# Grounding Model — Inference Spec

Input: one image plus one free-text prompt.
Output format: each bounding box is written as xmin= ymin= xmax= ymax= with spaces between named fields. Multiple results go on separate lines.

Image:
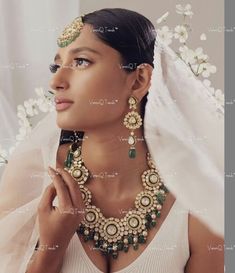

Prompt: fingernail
xmin=47 ymin=166 xmax=54 ymax=176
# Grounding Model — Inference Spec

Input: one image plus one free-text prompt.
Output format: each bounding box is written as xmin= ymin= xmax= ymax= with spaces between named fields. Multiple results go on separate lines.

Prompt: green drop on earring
xmin=129 ymin=147 xmax=136 ymax=159
xmin=64 ymin=151 xmax=73 ymax=168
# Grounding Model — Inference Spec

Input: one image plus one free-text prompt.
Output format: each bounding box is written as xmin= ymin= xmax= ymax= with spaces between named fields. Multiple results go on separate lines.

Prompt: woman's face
xmin=50 ymin=23 xmax=138 ymax=132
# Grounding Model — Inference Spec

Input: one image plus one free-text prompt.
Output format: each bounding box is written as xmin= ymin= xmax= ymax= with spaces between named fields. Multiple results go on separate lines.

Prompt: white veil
xmin=144 ymin=36 xmax=224 ymax=236
xmin=0 ymin=36 xmax=224 ymax=272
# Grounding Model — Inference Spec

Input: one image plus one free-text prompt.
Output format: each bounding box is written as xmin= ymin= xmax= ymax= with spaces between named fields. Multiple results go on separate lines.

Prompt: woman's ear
xmin=131 ymin=63 xmax=153 ymax=101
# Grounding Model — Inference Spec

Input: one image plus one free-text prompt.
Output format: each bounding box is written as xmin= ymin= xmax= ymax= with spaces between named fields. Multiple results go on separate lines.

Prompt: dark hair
xmin=60 ymin=8 xmax=156 ymax=145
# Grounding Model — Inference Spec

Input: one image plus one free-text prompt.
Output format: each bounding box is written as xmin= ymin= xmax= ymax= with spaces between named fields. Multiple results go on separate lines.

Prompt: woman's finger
xmin=56 ymin=167 xmax=85 ymax=214
xmin=47 ymin=166 xmax=73 ymax=211
xmin=38 ymin=183 xmax=57 ymax=212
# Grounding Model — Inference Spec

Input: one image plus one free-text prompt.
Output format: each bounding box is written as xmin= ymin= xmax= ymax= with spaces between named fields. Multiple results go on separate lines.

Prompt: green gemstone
xmin=107 ymin=245 xmax=113 ymax=254
xmin=68 ymin=152 xmax=73 ymax=161
xmin=156 ymin=211 xmax=161 ymax=218
xmin=133 ymin=243 xmax=139 ymax=250
xmin=145 ymin=214 xmax=152 ymax=221
xmin=161 ymin=184 xmax=169 ymax=193
xmin=89 ymin=230 xmax=95 ymax=239
xmin=145 ymin=222 xmax=151 ymax=229
xmin=84 ymin=235 xmax=89 ymax=242
xmin=138 ymin=235 xmax=146 ymax=243
xmin=123 ymin=245 xmax=129 ymax=252
xmin=129 ymin=148 xmax=136 ymax=159
xmin=117 ymin=241 xmax=124 ymax=251
xmin=150 ymin=220 xmax=157 ymax=227
xmin=112 ymin=252 xmax=118 ymax=259
xmin=128 ymin=235 xmax=134 ymax=244
xmin=156 ymin=193 xmax=165 ymax=205
xmin=78 ymin=225 xmax=85 ymax=234
xmin=65 ymin=152 xmax=73 ymax=168
xmin=97 ymin=239 xmax=104 ymax=249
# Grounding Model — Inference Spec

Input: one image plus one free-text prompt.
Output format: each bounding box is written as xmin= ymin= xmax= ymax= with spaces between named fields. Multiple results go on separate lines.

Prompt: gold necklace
xmin=63 ymin=141 xmax=169 ymax=259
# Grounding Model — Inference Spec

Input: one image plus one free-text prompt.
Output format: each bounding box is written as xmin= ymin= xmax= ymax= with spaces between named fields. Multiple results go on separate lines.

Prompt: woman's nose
xmin=49 ymin=68 xmax=70 ymax=91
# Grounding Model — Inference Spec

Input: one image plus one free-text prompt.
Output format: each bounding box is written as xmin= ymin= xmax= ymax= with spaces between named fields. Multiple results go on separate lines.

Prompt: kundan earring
xmin=123 ymin=95 xmax=143 ymax=159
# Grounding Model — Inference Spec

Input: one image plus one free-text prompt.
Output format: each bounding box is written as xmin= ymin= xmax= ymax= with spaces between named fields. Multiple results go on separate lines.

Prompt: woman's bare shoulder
xmin=185 ymin=213 xmax=224 ymax=273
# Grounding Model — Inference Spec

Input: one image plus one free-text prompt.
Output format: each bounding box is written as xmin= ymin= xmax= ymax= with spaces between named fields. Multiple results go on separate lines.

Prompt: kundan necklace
xmin=63 ymin=141 xmax=169 ymax=259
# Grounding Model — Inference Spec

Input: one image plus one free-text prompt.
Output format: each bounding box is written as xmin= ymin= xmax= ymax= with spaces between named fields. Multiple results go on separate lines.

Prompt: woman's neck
xmin=80 ymin=126 xmax=150 ymax=200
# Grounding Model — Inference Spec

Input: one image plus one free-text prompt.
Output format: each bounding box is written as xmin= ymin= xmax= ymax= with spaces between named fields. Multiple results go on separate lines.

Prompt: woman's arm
xmin=184 ymin=213 xmax=224 ymax=273
xmin=25 ymin=243 xmax=65 ymax=273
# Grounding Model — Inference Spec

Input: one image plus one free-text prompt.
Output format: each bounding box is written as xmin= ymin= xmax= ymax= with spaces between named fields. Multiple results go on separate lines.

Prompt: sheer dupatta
xmin=0 ymin=111 xmax=61 ymax=273
xmin=144 ymin=36 xmax=224 ymax=237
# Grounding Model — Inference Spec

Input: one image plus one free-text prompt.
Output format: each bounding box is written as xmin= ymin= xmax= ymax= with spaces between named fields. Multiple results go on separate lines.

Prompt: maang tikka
xmin=57 ymin=14 xmax=86 ymax=48
xmin=123 ymin=95 xmax=143 ymax=159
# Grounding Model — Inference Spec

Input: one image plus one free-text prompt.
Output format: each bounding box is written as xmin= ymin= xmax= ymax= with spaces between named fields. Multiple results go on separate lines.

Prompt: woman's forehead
xmin=55 ymin=24 xmax=119 ymax=61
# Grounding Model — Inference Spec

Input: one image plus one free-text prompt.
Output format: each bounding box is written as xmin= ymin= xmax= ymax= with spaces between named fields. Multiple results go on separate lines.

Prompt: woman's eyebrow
xmin=54 ymin=46 xmax=102 ymax=61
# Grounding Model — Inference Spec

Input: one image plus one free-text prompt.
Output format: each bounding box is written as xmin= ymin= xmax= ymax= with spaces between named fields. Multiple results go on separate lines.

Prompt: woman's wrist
xmin=26 ymin=245 xmax=65 ymax=273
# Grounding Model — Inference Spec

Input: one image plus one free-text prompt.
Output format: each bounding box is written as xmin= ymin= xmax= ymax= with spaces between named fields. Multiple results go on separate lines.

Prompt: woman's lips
xmin=55 ymin=102 xmax=73 ymax=111
xmin=54 ymin=97 xmax=74 ymax=111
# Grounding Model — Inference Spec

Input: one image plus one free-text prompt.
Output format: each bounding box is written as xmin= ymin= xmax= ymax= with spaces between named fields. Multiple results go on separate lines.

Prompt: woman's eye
xmin=49 ymin=58 xmax=91 ymax=73
xmin=49 ymin=63 xmax=60 ymax=73
xmin=73 ymin=58 xmax=91 ymax=68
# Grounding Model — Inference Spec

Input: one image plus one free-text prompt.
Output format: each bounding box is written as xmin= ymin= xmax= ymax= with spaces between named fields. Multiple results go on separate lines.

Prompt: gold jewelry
xmin=63 ymin=142 xmax=169 ymax=259
xmin=123 ymin=95 xmax=143 ymax=159
xmin=57 ymin=14 xmax=86 ymax=48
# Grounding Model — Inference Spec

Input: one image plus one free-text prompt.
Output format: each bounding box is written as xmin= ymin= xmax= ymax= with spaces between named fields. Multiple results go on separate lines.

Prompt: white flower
xmin=24 ymin=98 xmax=38 ymax=117
xmin=203 ymin=79 xmax=215 ymax=94
xmin=191 ymin=62 xmax=205 ymax=75
xmin=194 ymin=47 xmax=208 ymax=62
xmin=176 ymin=4 xmax=193 ymax=18
xmin=157 ymin=26 xmax=173 ymax=45
xmin=188 ymin=48 xmax=211 ymax=76
xmin=36 ymin=98 xmax=54 ymax=112
xmin=16 ymin=126 xmax=32 ymax=141
xmin=214 ymin=89 xmax=224 ymax=106
xmin=200 ymin=33 xmax=207 ymax=40
xmin=18 ymin=116 xmax=31 ymax=129
xmin=203 ymin=79 xmax=224 ymax=107
xmin=174 ymin=25 xmax=188 ymax=43
xmin=156 ymin=12 xmax=169 ymax=24
xmin=179 ymin=45 xmax=196 ymax=64
xmin=4 ymin=86 xmax=55 ymax=156
xmin=17 ymin=105 xmax=27 ymax=119
xmin=35 ymin=87 xmax=54 ymax=113
xmin=201 ymin=63 xmax=217 ymax=77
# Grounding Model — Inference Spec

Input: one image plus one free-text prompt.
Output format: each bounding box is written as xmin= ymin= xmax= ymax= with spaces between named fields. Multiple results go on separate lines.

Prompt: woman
xmin=0 ymin=8 xmax=224 ymax=273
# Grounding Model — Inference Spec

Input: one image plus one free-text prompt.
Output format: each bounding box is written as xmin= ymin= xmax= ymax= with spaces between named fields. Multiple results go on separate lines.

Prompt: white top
xmin=59 ymin=198 xmax=190 ymax=273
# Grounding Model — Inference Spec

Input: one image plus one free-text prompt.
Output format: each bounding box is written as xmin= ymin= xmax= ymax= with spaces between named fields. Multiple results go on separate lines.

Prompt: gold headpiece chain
xmin=57 ymin=14 xmax=86 ymax=48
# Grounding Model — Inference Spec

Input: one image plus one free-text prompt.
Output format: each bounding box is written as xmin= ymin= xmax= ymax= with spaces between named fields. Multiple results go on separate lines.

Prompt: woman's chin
xmin=56 ymin=119 xmax=74 ymax=131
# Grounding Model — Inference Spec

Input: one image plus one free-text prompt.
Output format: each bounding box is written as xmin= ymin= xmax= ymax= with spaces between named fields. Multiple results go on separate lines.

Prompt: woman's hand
xmin=37 ymin=166 xmax=86 ymax=253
